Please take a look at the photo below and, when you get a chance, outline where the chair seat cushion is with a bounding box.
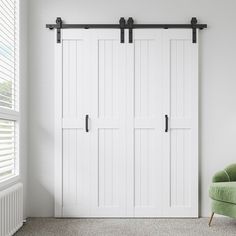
[209,182,236,204]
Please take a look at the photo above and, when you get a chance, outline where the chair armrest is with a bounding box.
[212,170,230,183]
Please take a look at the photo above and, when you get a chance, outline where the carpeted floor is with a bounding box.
[15,217,236,236]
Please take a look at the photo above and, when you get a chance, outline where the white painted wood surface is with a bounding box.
[131,30,164,217]
[55,29,198,217]
[163,30,198,217]
[61,30,91,216]
[89,30,128,216]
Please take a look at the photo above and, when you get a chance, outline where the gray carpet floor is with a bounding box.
[15,217,236,236]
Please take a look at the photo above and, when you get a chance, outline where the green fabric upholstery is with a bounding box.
[209,182,236,204]
[209,164,236,219]
[212,164,236,182]
[211,199,236,218]
[225,164,236,181]
[212,170,230,183]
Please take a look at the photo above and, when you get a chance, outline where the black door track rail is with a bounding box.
[46,17,207,44]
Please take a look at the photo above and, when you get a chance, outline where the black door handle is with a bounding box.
[165,115,168,132]
[85,115,89,132]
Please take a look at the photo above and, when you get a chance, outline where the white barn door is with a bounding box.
[61,30,91,217]
[163,30,198,217]
[89,30,128,216]
[128,30,165,217]
[60,29,128,217]
[55,28,198,217]
[129,29,198,217]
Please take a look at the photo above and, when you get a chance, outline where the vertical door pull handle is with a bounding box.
[85,115,89,132]
[165,115,168,132]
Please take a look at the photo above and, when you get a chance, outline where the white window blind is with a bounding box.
[0,0,19,182]
[0,0,18,110]
[0,119,15,179]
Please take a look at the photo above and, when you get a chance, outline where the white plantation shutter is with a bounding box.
[0,0,18,110]
[0,0,19,182]
[0,119,15,179]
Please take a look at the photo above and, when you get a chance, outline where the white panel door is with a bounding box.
[61,30,91,217]
[89,30,128,216]
[129,30,166,217]
[163,29,198,217]
[61,29,128,217]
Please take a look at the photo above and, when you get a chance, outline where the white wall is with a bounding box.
[20,0,28,219]
[28,0,236,217]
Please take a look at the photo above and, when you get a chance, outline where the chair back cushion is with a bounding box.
[225,164,236,182]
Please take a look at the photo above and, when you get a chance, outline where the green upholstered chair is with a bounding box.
[209,164,236,226]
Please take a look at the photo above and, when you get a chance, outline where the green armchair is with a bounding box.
[209,164,236,226]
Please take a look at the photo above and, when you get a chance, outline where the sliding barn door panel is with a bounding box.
[163,30,198,217]
[132,30,165,217]
[90,30,127,216]
[61,31,91,216]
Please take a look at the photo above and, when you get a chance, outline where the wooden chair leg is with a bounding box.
[208,212,214,227]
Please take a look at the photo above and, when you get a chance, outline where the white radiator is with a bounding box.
[0,183,23,236]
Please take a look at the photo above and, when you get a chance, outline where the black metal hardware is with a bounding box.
[85,114,89,132]
[56,17,62,43]
[119,17,126,43]
[46,23,207,29]
[46,17,207,44]
[165,115,168,132]
[127,17,134,43]
[191,17,197,43]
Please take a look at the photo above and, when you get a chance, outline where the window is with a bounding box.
[0,0,19,182]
